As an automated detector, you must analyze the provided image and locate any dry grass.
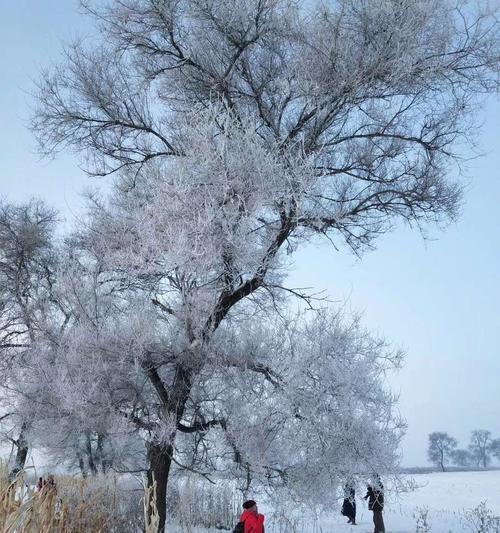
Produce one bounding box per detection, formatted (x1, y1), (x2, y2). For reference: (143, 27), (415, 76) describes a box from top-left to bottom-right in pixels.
(143, 477), (159, 533)
(1, 462), (249, 532)
(0, 462), (146, 533)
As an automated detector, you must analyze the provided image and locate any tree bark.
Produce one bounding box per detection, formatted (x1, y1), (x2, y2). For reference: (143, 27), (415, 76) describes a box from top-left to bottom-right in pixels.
(147, 443), (174, 533)
(9, 422), (29, 479)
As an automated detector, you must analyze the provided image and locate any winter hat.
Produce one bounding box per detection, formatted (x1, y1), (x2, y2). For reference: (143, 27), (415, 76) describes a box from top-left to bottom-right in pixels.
(243, 500), (256, 509)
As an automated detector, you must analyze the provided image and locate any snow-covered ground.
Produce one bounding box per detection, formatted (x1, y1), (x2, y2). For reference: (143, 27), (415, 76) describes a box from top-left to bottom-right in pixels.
(194, 471), (500, 533)
(316, 470), (500, 533)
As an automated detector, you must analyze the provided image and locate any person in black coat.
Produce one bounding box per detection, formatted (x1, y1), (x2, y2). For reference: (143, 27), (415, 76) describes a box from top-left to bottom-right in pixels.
(341, 481), (356, 525)
(364, 476), (385, 533)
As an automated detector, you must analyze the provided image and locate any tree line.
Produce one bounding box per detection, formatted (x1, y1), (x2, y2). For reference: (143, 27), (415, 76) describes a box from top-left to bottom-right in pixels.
(428, 431), (500, 471)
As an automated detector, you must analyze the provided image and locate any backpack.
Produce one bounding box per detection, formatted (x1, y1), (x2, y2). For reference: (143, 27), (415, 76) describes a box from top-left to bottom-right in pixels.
(233, 522), (244, 533)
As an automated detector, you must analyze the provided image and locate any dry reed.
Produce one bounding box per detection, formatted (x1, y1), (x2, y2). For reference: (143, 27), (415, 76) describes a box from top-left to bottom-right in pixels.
(0, 462), (132, 533)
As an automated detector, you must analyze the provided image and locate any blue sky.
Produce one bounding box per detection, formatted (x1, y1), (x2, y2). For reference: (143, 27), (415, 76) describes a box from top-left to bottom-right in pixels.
(0, 0), (499, 466)
(289, 103), (500, 464)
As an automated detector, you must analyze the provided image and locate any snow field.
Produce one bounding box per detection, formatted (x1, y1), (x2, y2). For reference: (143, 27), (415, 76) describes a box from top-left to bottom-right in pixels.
(190, 471), (500, 533)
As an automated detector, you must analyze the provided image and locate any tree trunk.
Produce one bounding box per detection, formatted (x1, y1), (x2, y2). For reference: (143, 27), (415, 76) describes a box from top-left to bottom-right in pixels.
(96, 433), (110, 474)
(147, 443), (174, 533)
(86, 432), (98, 476)
(145, 362), (195, 533)
(77, 450), (88, 478)
(9, 422), (29, 479)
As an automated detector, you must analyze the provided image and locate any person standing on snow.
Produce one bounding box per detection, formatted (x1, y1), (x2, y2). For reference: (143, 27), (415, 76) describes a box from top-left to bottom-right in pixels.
(234, 499), (265, 533)
(341, 480), (356, 525)
(364, 475), (385, 533)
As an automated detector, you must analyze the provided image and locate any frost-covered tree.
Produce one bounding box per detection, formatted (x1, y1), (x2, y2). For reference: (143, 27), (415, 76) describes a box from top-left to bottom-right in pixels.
(469, 430), (492, 468)
(20, 279), (404, 501)
(489, 439), (500, 463)
(8, 241), (147, 477)
(427, 432), (457, 472)
(0, 200), (59, 475)
(452, 448), (473, 468)
(31, 0), (500, 529)
(197, 311), (405, 502)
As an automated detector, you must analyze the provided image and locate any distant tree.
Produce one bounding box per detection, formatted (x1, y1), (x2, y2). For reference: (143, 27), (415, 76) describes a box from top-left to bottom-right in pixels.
(468, 430), (492, 468)
(452, 449), (473, 468)
(427, 432), (457, 471)
(489, 438), (500, 463)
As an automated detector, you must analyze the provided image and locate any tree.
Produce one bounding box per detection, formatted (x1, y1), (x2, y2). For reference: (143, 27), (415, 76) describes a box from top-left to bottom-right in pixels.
(0, 199), (59, 476)
(18, 292), (405, 498)
(31, 0), (500, 530)
(5, 241), (145, 478)
(0, 205), (120, 479)
(452, 448), (472, 468)
(427, 432), (457, 471)
(469, 430), (492, 469)
(489, 439), (500, 463)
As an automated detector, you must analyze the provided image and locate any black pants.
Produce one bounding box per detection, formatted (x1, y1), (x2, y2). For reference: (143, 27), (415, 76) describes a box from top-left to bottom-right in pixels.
(373, 510), (385, 532)
(342, 499), (356, 523)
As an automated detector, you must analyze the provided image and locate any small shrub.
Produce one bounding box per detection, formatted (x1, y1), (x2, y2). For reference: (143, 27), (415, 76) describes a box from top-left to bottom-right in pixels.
(461, 502), (500, 533)
(414, 506), (431, 533)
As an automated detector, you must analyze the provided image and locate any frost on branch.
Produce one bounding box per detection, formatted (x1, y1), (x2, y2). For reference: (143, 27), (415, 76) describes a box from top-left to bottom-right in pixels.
(179, 311), (405, 504)
(33, 0), (500, 254)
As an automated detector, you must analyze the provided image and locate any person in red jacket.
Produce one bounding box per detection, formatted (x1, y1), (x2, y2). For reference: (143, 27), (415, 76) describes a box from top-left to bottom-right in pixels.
(239, 499), (265, 533)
